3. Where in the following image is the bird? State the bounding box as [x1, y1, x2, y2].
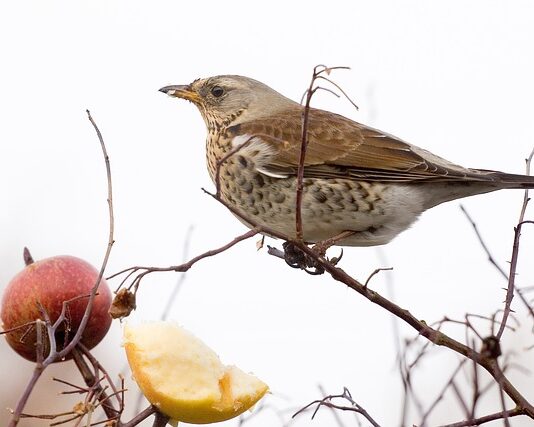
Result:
[159, 75, 534, 247]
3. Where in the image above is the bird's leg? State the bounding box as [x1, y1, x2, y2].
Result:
[311, 230, 356, 258]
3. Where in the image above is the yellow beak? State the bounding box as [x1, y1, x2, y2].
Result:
[159, 84, 201, 103]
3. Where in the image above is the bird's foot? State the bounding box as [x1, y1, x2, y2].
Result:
[270, 239, 344, 275]
[268, 233, 351, 275]
[281, 242, 325, 275]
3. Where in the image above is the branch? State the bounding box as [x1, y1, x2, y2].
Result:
[459, 205, 508, 279]
[121, 406, 157, 427]
[107, 67, 534, 425]
[108, 226, 260, 296]
[71, 346, 119, 422]
[461, 146, 534, 340]
[497, 141, 534, 338]
[497, 219, 534, 339]
[8, 110, 115, 427]
[439, 407, 524, 427]
[159, 225, 194, 321]
[295, 65, 352, 241]
[202, 181, 534, 417]
[293, 388, 380, 427]
[419, 360, 468, 426]
[317, 384, 346, 427]
[151, 410, 170, 427]
[57, 110, 114, 358]
[461, 205, 534, 331]
[295, 68, 317, 241]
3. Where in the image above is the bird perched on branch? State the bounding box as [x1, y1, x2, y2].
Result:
[160, 75, 534, 247]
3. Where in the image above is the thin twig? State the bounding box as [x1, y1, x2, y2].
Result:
[8, 110, 116, 427]
[438, 407, 524, 427]
[71, 347, 118, 421]
[295, 65, 353, 242]
[497, 220, 534, 339]
[160, 225, 194, 321]
[121, 406, 157, 427]
[293, 388, 380, 427]
[317, 384, 346, 427]
[364, 267, 393, 288]
[77, 343, 124, 414]
[110, 226, 260, 292]
[419, 360, 468, 426]
[450, 380, 470, 421]
[151, 410, 170, 427]
[295, 69, 317, 241]
[459, 205, 508, 279]
[470, 341, 480, 421]
[460, 205, 534, 332]
[56, 109, 115, 360]
[316, 75, 359, 110]
[495, 146, 534, 339]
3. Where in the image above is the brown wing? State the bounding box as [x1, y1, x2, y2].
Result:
[226, 107, 497, 183]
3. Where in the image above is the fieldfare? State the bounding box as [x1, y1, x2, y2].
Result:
[160, 75, 534, 246]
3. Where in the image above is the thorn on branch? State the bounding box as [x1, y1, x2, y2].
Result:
[364, 267, 394, 289]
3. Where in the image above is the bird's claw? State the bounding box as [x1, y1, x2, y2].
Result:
[281, 242, 343, 275]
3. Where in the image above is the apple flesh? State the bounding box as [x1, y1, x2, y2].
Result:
[1, 254, 112, 362]
[124, 322, 269, 424]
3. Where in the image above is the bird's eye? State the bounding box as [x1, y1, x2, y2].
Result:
[210, 86, 224, 97]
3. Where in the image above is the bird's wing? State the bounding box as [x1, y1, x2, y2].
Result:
[226, 107, 494, 183]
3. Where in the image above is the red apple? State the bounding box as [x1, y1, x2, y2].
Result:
[1, 253, 112, 362]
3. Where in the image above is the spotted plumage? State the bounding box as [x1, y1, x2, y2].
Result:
[160, 75, 534, 246]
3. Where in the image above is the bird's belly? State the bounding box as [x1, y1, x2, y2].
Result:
[216, 164, 425, 246]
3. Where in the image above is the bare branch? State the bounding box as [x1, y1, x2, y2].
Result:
[497, 220, 534, 339]
[121, 406, 157, 427]
[294, 65, 355, 242]
[419, 360, 468, 426]
[459, 205, 508, 280]
[364, 267, 393, 288]
[151, 410, 170, 427]
[293, 388, 380, 427]
[8, 110, 116, 427]
[461, 205, 534, 331]
[160, 225, 194, 321]
[203, 188, 534, 417]
[316, 75, 359, 110]
[317, 384, 346, 427]
[109, 227, 260, 295]
[439, 407, 524, 427]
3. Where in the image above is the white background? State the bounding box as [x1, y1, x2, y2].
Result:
[1, 1, 534, 426]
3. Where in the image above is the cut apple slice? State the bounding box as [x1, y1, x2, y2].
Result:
[124, 322, 268, 424]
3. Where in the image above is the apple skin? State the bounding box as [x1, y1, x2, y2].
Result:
[1, 255, 112, 362]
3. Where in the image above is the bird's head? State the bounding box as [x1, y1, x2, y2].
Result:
[159, 75, 295, 130]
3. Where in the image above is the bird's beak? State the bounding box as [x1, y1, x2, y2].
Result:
[159, 84, 200, 103]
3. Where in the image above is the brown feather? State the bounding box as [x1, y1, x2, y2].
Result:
[229, 107, 513, 183]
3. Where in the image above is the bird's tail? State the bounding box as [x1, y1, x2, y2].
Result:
[421, 169, 534, 210]
[482, 170, 534, 189]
